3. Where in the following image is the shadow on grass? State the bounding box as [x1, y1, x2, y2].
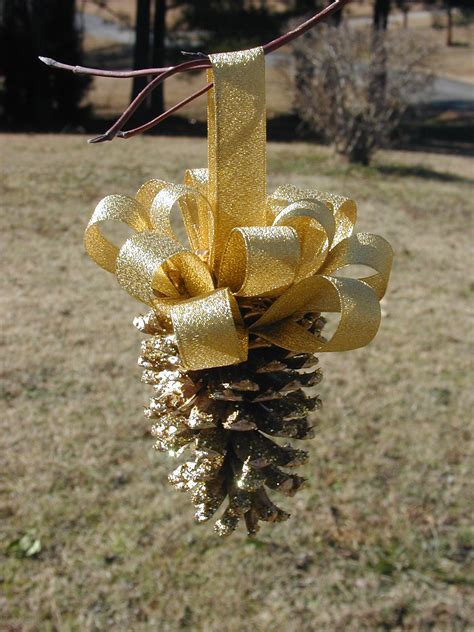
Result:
[375, 163, 474, 184]
[396, 106, 474, 158]
[269, 150, 474, 184]
[0, 113, 316, 143]
[449, 41, 470, 48]
[2, 106, 473, 169]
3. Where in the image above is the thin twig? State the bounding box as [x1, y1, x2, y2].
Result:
[117, 83, 212, 139]
[88, 61, 210, 143]
[40, 0, 350, 142]
[263, 0, 349, 53]
[39, 56, 188, 78]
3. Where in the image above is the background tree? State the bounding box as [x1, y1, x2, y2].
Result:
[0, 0, 90, 127]
[130, 0, 166, 122]
[131, 0, 151, 102]
[396, 0, 410, 28]
[423, 0, 473, 46]
[151, 0, 166, 115]
[444, 0, 473, 46]
[294, 0, 320, 12]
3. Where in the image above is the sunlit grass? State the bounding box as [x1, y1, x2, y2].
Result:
[1, 134, 473, 631]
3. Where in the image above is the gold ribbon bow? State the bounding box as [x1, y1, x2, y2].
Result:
[85, 47, 393, 370]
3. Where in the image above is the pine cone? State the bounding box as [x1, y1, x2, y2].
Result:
[134, 299, 325, 537]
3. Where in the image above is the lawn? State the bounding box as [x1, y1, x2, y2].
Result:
[1, 133, 473, 631]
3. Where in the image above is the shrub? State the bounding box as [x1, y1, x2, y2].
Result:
[293, 26, 435, 165]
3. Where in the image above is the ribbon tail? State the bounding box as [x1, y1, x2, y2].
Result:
[208, 47, 267, 265]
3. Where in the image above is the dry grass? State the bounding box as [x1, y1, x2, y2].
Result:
[1, 133, 473, 631]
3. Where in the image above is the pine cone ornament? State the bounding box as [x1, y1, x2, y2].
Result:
[82, 47, 392, 538]
[135, 304, 326, 536]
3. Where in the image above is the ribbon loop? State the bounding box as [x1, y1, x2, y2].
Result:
[135, 179, 169, 213]
[149, 182, 214, 254]
[84, 194, 151, 273]
[116, 232, 185, 303]
[254, 276, 381, 353]
[218, 226, 300, 297]
[116, 232, 214, 305]
[184, 168, 208, 198]
[320, 233, 393, 300]
[268, 184, 357, 246]
[273, 199, 337, 282]
[171, 288, 248, 370]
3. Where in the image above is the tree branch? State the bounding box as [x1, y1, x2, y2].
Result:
[38, 56, 174, 78]
[116, 83, 212, 140]
[40, 0, 350, 143]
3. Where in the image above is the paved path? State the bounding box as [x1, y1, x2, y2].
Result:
[429, 77, 474, 110]
[83, 14, 134, 45]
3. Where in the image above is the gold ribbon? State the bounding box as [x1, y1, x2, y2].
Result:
[84, 47, 393, 370]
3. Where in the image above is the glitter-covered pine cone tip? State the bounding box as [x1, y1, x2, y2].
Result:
[135, 301, 325, 537]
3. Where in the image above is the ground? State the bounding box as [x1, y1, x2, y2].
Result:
[1, 134, 473, 631]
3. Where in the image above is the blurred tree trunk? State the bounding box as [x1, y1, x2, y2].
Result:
[396, 0, 409, 28]
[446, 0, 453, 46]
[327, 0, 343, 26]
[0, 0, 90, 127]
[371, 0, 390, 140]
[131, 0, 151, 104]
[150, 0, 166, 115]
[373, 0, 391, 30]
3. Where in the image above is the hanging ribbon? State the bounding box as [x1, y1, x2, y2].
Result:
[84, 47, 393, 370]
